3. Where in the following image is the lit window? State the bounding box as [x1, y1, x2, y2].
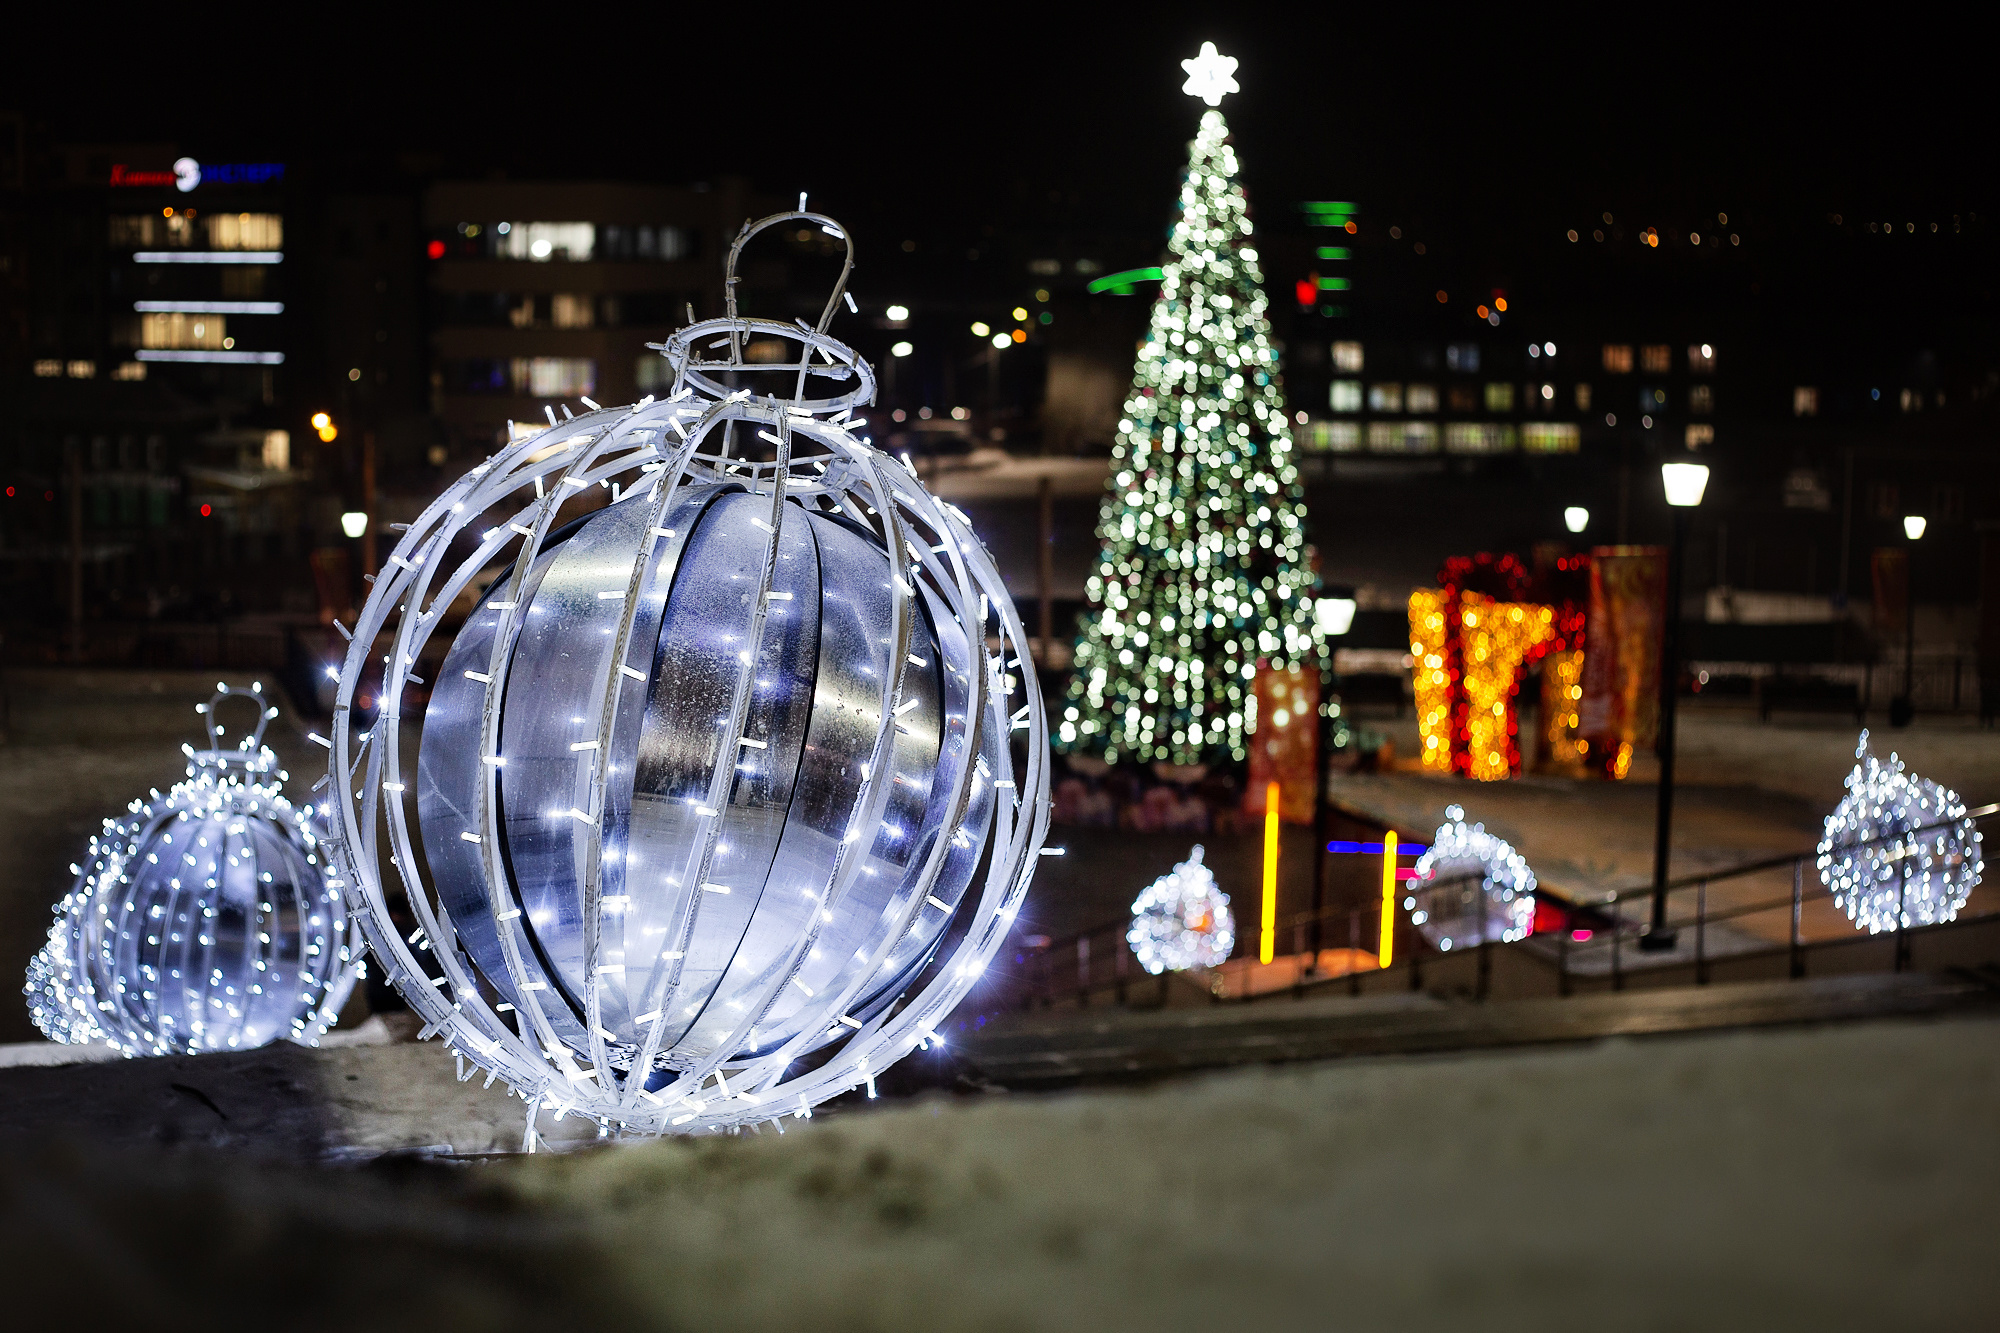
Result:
[1445, 343, 1480, 372]
[1329, 380, 1362, 413]
[1331, 340, 1364, 372]
[745, 340, 788, 363]
[1483, 382, 1514, 412]
[1688, 343, 1717, 374]
[550, 294, 595, 329]
[142, 313, 227, 350]
[1793, 386, 1818, 417]
[1521, 423, 1580, 453]
[1574, 383, 1592, 411]
[1602, 344, 1634, 374]
[1368, 382, 1403, 413]
[112, 361, 147, 382]
[1640, 345, 1671, 374]
[1685, 424, 1714, 449]
[1690, 385, 1713, 415]
[67, 360, 97, 379]
[1899, 388, 1920, 414]
[33, 359, 62, 377]
[636, 355, 674, 392]
[1404, 383, 1438, 414]
[510, 357, 596, 397]
[206, 213, 283, 250]
[261, 430, 290, 471]
[1447, 384, 1479, 413]
[1445, 422, 1516, 454]
[1304, 420, 1361, 453]
[498, 222, 595, 262]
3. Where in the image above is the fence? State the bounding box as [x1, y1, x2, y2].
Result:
[1005, 805, 1998, 1010]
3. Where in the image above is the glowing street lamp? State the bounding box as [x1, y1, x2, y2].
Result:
[1314, 594, 1357, 637]
[340, 511, 368, 540]
[1892, 516, 1927, 726]
[1643, 458, 1711, 953]
[1564, 506, 1590, 534]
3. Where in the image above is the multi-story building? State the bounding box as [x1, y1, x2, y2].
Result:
[422, 178, 776, 457]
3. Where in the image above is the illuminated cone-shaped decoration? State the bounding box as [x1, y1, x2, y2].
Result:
[1127, 844, 1235, 974]
[25, 684, 357, 1055]
[324, 209, 1051, 1138]
[1408, 805, 1537, 951]
[1818, 730, 1982, 933]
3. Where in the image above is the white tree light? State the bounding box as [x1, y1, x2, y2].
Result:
[1127, 845, 1235, 974]
[26, 683, 358, 1055]
[1407, 805, 1537, 951]
[322, 209, 1050, 1142]
[1818, 730, 1983, 934]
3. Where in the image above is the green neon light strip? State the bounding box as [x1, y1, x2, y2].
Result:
[1317, 277, 1351, 291]
[1085, 266, 1165, 295]
[1302, 201, 1357, 212]
[1315, 247, 1351, 260]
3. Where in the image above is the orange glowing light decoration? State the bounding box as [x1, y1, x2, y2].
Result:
[311, 411, 337, 444]
[1494, 297, 1508, 312]
[1378, 830, 1397, 967]
[1260, 780, 1280, 964]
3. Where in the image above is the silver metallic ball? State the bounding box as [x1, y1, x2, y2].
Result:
[26, 685, 357, 1055]
[324, 210, 1051, 1138]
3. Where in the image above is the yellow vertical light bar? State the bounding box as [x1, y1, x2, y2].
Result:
[1259, 781, 1280, 964]
[1378, 830, 1398, 967]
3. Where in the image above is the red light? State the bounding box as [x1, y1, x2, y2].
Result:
[426, 239, 447, 260]
[4, 486, 12, 497]
[43, 490, 53, 501]
[200, 503, 212, 517]
[1294, 277, 1316, 306]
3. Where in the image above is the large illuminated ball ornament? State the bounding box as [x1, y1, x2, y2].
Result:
[322, 210, 1050, 1139]
[25, 684, 358, 1055]
[1407, 805, 1536, 951]
[1127, 845, 1235, 974]
[1818, 731, 1982, 934]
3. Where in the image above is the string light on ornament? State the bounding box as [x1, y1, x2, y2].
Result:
[1817, 731, 1983, 934]
[25, 683, 358, 1056]
[1127, 845, 1234, 973]
[1062, 45, 1322, 768]
[322, 208, 1050, 1141]
[1406, 805, 1536, 950]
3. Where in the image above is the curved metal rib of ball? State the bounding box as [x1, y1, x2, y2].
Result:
[324, 306, 1048, 1128]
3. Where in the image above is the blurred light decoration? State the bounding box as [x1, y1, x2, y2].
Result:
[1126, 845, 1234, 973]
[322, 208, 1050, 1141]
[26, 683, 357, 1055]
[1410, 553, 1579, 781]
[1063, 47, 1322, 767]
[1817, 731, 1982, 934]
[890, 341, 913, 358]
[1407, 805, 1537, 951]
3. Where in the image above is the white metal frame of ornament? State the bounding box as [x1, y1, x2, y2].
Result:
[28, 682, 358, 1055]
[321, 207, 1051, 1141]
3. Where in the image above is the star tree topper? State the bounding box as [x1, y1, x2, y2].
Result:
[1181, 41, 1240, 106]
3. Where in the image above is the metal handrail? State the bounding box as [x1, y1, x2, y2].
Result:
[1006, 803, 1994, 1008]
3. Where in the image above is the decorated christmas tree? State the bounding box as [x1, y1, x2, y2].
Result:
[1059, 45, 1321, 767]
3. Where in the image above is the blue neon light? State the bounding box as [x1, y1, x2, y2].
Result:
[1326, 840, 1428, 856]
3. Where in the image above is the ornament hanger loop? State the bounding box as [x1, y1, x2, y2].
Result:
[192, 680, 277, 772]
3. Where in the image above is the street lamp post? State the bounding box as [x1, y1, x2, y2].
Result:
[1309, 588, 1357, 958]
[1643, 461, 1710, 952]
[1892, 515, 1926, 727]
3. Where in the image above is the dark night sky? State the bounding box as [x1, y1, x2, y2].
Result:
[18, 11, 1992, 241]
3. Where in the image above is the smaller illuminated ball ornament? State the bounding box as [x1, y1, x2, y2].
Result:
[1407, 805, 1536, 951]
[25, 684, 357, 1055]
[1127, 844, 1235, 974]
[1817, 731, 1982, 934]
